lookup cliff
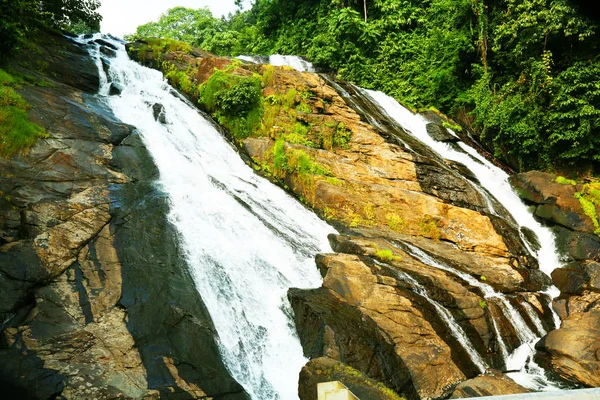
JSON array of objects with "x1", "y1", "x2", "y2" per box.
[
  {"x1": 0, "y1": 32, "x2": 248, "y2": 399},
  {"x1": 127, "y1": 39, "x2": 568, "y2": 400}
]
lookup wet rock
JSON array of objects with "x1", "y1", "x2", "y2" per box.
[
  {"x1": 450, "y1": 370, "x2": 532, "y2": 398},
  {"x1": 510, "y1": 171, "x2": 595, "y2": 234},
  {"x1": 536, "y1": 310, "x2": 600, "y2": 387},
  {"x1": 0, "y1": 30, "x2": 249, "y2": 399},
  {"x1": 299, "y1": 357, "x2": 403, "y2": 400},
  {"x1": 153, "y1": 103, "x2": 167, "y2": 124},
  {"x1": 426, "y1": 122, "x2": 459, "y2": 142},
  {"x1": 93, "y1": 38, "x2": 118, "y2": 50},
  {"x1": 290, "y1": 252, "x2": 467, "y2": 400},
  {"x1": 553, "y1": 226, "x2": 600, "y2": 262},
  {"x1": 552, "y1": 260, "x2": 600, "y2": 295},
  {"x1": 100, "y1": 45, "x2": 117, "y2": 58},
  {"x1": 109, "y1": 82, "x2": 123, "y2": 96}
]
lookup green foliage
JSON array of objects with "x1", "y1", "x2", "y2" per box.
[
  {"x1": 0, "y1": 69, "x2": 46, "y2": 157},
  {"x1": 556, "y1": 176, "x2": 576, "y2": 185},
  {"x1": 272, "y1": 137, "x2": 289, "y2": 174},
  {"x1": 575, "y1": 181, "x2": 600, "y2": 235},
  {"x1": 374, "y1": 249, "x2": 401, "y2": 263},
  {"x1": 420, "y1": 215, "x2": 441, "y2": 240},
  {"x1": 130, "y1": 0, "x2": 600, "y2": 172},
  {"x1": 198, "y1": 67, "x2": 263, "y2": 139},
  {"x1": 1, "y1": 0, "x2": 101, "y2": 58},
  {"x1": 479, "y1": 300, "x2": 487, "y2": 309},
  {"x1": 387, "y1": 213, "x2": 404, "y2": 232}
]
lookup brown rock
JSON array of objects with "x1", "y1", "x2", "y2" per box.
[
  {"x1": 552, "y1": 260, "x2": 600, "y2": 295},
  {"x1": 536, "y1": 310, "x2": 600, "y2": 387},
  {"x1": 450, "y1": 370, "x2": 532, "y2": 398}
]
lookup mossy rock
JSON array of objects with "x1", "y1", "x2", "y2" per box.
[{"x1": 299, "y1": 357, "x2": 405, "y2": 400}]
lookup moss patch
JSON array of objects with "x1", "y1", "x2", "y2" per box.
[
  {"x1": 0, "y1": 69, "x2": 47, "y2": 158},
  {"x1": 556, "y1": 176, "x2": 576, "y2": 185}
]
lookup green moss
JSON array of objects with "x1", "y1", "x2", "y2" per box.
[
  {"x1": 387, "y1": 213, "x2": 404, "y2": 232},
  {"x1": 198, "y1": 68, "x2": 263, "y2": 139},
  {"x1": 287, "y1": 149, "x2": 330, "y2": 176},
  {"x1": 575, "y1": 191, "x2": 600, "y2": 235},
  {"x1": 479, "y1": 300, "x2": 487, "y2": 309},
  {"x1": 556, "y1": 176, "x2": 576, "y2": 185},
  {"x1": 375, "y1": 249, "x2": 397, "y2": 262},
  {"x1": 420, "y1": 215, "x2": 441, "y2": 240},
  {"x1": 442, "y1": 120, "x2": 462, "y2": 133},
  {"x1": 272, "y1": 137, "x2": 289, "y2": 176},
  {"x1": 0, "y1": 69, "x2": 47, "y2": 158},
  {"x1": 333, "y1": 122, "x2": 352, "y2": 148}
]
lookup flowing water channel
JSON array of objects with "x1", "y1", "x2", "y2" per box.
[
  {"x1": 83, "y1": 35, "x2": 567, "y2": 397},
  {"x1": 83, "y1": 36, "x2": 335, "y2": 400}
]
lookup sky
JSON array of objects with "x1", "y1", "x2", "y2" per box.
[{"x1": 99, "y1": 0, "x2": 239, "y2": 37}]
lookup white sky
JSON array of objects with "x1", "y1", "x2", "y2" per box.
[{"x1": 99, "y1": 0, "x2": 239, "y2": 37}]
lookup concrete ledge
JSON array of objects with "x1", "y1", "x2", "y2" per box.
[{"x1": 318, "y1": 382, "x2": 360, "y2": 400}]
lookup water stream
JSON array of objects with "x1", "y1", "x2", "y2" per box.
[
  {"x1": 83, "y1": 36, "x2": 335, "y2": 400},
  {"x1": 82, "y1": 37, "x2": 569, "y2": 396},
  {"x1": 362, "y1": 89, "x2": 564, "y2": 390}
]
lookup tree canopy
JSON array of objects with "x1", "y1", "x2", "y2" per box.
[
  {"x1": 0, "y1": 0, "x2": 102, "y2": 59},
  {"x1": 114, "y1": 1, "x2": 600, "y2": 173}
]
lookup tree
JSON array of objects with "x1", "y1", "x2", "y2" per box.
[{"x1": 132, "y1": 7, "x2": 220, "y2": 49}]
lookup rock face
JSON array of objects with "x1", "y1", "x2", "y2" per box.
[
  {"x1": 536, "y1": 311, "x2": 600, "y2": 387},
  {"x1": 126, "y1": 39, "x2": 564, "y2": 399},
  {"x1": 0, "y1": 32, "x2": 248, "y2": 399},
  {"x1": 449, "y1": 371, "x2": 531, "y2": 398},
  {"x1": 510, "y1": 171, "x2": 600, "y2": 262},
  {"x1": 511, "y1": 171, "x2": 600, "y2": 388}
]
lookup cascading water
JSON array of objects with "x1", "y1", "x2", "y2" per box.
[
  {"x1": 382, "y1": 263, "x2": 488, "y2": 373},
  {"x1": 237, "y1": 55, "x2": 315, "y2": 72},
  {"x1": 362, "y1": 89, "x2": 565, "y2": 390},
  {"x1": 82, "y1": 35, "x2": 336, "y2": 400}
]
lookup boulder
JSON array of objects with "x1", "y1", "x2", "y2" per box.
[
  {"x1": 93, "y1": 38, "x2": 118, "y2": 50},
  {"x1": 510, "y1": 171, "x2": 596, "y2": 234},
  {"x1": 109, "y1": 82, "x2": 123, "y2": 96},
  {"x1": 425, "y1": 122, "x2": 459, "y2": 142},
  {"x1": 553, "y1": 226, "x2": 600, "y2": 262},
  {"x1": 552, "y1": 260, "x2": 600, "y2": 295},
  {"x1": 299, "y1": 357, "x2": 403, "y2": 400},
  {"x1": 152, "y1": 103, "x2": 167, "y2": 124},
  {"x1": 289, "y1": 252, "x2": 469, "y2": 400},
  {"x1": 100, "y1": 45, "x2": 117, "y2": 58},
  {"x1": 450, "y1": 371, "x2": 532, "y2": 398},
  {"x1": 536, "y1": 310, "x2": 600, "y2": 387}
]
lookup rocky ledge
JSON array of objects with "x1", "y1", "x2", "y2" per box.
[
  {"x1": 127, "y1": 39, "x2": 568, "y2": 399},
  {"x1": 0, "y1": 32, "x2": 248, "y2": 399},
  {"x1": 511, "y1": 171, "x2": 600, "y2": 388}
]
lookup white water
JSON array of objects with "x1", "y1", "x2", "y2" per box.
[
  {"x1": 366, "y1": 89, "x2": 564, "y2": 390},
  {"x1": 84, "y1": 35, "x2": 335, "y2": 400},
  {"x1": 238, "y1": 55, "x2": 315, "y2": 72},
  {"x1": 389, "y1": 266, "x2": 488, "y2": 373}
]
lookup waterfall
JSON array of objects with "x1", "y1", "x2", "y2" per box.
[
  {"x1": 363, "y1": 89, "x2": 564, "y2": 390},
  {"x1": 82, "y1": 35, "x2": 336, "y2": 400},
  {"x1": 237, "y1": 55, "x2": 315, "y2": 72},
  {"x1": 384, "y1": 263, "x2": 488, "y2": 373}
]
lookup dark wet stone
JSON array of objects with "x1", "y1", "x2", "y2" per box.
[
  {"x1": 93, "y1": 38, "x2": 118, "y2": 50},
  {"x1": 426, "y1": 122, "x2": 459, "y2": 142},
  {"x1": 100, "y1": 45, "x2": 117, "y2": 58},
  {"x1": 153, "y1": 103, "x2": 167, "y2": 124},
  {"x1": 109, "y1": 82, "x2": 123, "y2": 96}
]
